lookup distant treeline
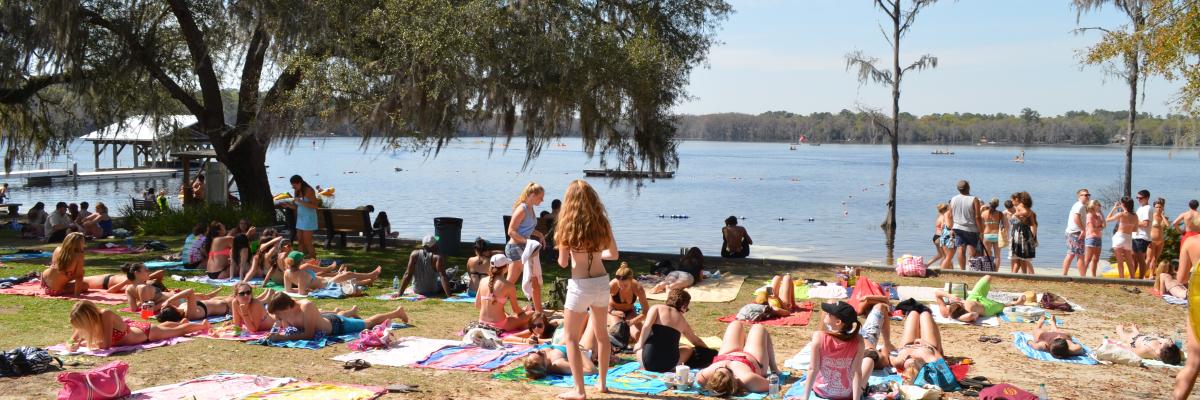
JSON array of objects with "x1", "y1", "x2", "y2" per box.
[{"x1": 673, "y1": 110, "x2": 1196, "y2": 145}]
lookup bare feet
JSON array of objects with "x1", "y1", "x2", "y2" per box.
[
  {"x1": 556, "y1": 390, "x2": 586, "y2": 399},
  {"x1": 389, "y1": 305, "x2": 409, "y2": 324},
  {"x1": 595, "y1": 383, "x2": 608, "y2": 393},
  {"x1": 369, "y1": 266, "x2": 382, "y2": 278}
]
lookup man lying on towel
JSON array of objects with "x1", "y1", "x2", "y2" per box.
[
  {"x1": 264, "y1": 293, "x2": 408, "y2": 341},
  {"x1": 933, "y1": 275, "x2": 1003, "y2": 323}
]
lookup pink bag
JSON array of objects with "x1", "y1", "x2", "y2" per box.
[
  {"x1": 57, "y1": 361, "x2": 129, "y2": 400},
  {"x1": 347, "y1": 319, "x2": 391, "y2": 351},
  {"x1": 895, "y1": 255, "x2": 927, "y2": 277}
]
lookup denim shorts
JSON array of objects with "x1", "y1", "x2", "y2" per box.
[
  {"x1": 504, "y1": 242, "x2": 525, "y2": 261},
  {"x1": 1084, "y1": 237, "x2": 1101, "y2": 248}
]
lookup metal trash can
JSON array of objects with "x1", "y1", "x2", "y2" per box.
[{"x1": 433, "y1": 217, "x2": 464, "y2": 256}]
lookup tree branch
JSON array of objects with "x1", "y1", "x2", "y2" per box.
[
  {"x1": 236, "y1": 26, "x2": 270, "y2": 128},
  {"x1": 1073, "y1": 26, "x2": 1113, "y2": 34},
  {"x1": 166, "y1": 0, "x2": 224, "y2": 123},
  {"x1": 874, "y1": 0, "x2": 897, "y2": 21},
  {"x1": 0, "y1": 74, "x2": 68, "y2": 105},
  {"x1": 79, "y1": 8, "x2": 204, "y2": 117}
]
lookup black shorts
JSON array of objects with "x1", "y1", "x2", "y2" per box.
[
  {"x1": 953, "y1": 229, "x2": 980, "y2": 248},
  {"x1": 1132, "y1": 238, "x2": 1150, "y2": 254}
]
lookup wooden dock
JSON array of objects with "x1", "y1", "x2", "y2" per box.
[
  {"x1": 583, "y1": 169, "x2": 675, "y2": 179},
  {"x1": 3, "y1": 167, "x2": 181, "y2": 184}
]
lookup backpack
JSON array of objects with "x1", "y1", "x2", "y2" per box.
[
  {"x1": 651, "y1": 260, "x2": 674, "y2": 276},
  {"x1": 545, "y1": 278, "x2": 568, "y2": 310},
  {"x1": 0, "y1": 347, "x2": 62, "y2": 377},
  {"x1": 1039, "y1": 291, "x2": 1074, "y2": 312}
]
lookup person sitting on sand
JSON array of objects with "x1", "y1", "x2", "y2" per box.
[
  {"x1": 80, "y1": 202, "x2": 112, "y2": 239},
  {"x1": 609, "y1": 263, "x2": 649, "y2": 328},
  {"x1": 651, "y1": 247, "x2": 705, "y2": 294},
  {"x1": 398, "y1": 235, "x2": 452, "y2": 298},
  {"x1": 474, "y1": 254, "x2": 530, "y2": 333},
  {"x1": 857, "y1": 303, "x2": 894, "y2": 379},
  {"x1": 281, "y1": 253, "x2": 381, "y2": 296},
  {"x1": 264, "y1": 293, "x2": 408, "y2": 341},
  {"x1": 798, "y1": 301, "x2": 864, "y2": 400},
  {"x1": 933, "y1": 275, "x2": 1003, "y2": 323},
  {"x1": 698, "y1": 320, "x2": 781, "y2": 397},
  {"x1": 67, "y1": 300, "x2": 208, "y2": 351},
  {"x1": 1025, "y1": 315, "x2": 1084, "y2": 359},
  {"x1": 40, "y1": 232, "x2": 89, "y2": 296},
  {"x1": 1156, "y1": 261, "x2": 1189, "y2": 299},
  {"x1": 156, "y1": 288, "x2": 235, "y2": 323},
  {"x1": 123, "y1": 262, "x2": 170, "y2": 311},
  {"x1": 734, "y1": 275, "x2": 798, "y2": 323},
  {"x1": 231, "y1": 282, "x2": 276, "y2": 332},
  {"x1": 1115, "y1": 323, "x2": 1182, "y2": 365},
  {"x1": 633, "y1": 289, "x2": 711, "y2": 373},
  {"x1": 721, "y1": 216, "x2": 753, "y2": 258},
  {"x1": 467, "y1": 238, "x2": 500, "y2": 296}
]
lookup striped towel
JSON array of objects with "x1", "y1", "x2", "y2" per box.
[{"x1": 1011, "y1": 332, "x2": 1098, "y2": 365}]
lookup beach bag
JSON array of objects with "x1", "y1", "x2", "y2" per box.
[
  {"x1": 968, "y1": 243, "x2": 996, "y2": 272},
  {"x1": 895, "y1": 255, "x2": 927, "y2": 277},
  {"x1": 944, "y1": 282, "x2": 967, "y2": 299},
  {"x1": 347, "y1": 321, "x2": 391, "y2": 351},
  {"x1": 462, "y1": 328, "x2": 503, "y2": 350},
  {"x1": 979, "y1": 383, "x2": 1038, "y2": 400},
  {"x1": 1, "y1": 346, "x2": 61, "y2": 377},
  {"x1": 57, "y1": 361, "x2": 129, "y2": 400},
  {"x1": 545, "y1": 278, "x2": 567, "y2": 310},
  {"x1": 735, "y1": 304, "x2": 772, "y2": 322},
  {"x1": 913, "y1": 359, "x2": 962, "y2": 391},
  {"x1": 651, "y1": 260, "x2": 674, "y2": 276},
  {"x1": 1039, "y1": 291, "x2": 1073, "y2": 312}
]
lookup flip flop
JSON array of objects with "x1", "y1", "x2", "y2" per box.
[
  {"x1": 387, "y1": 384, "x2": 420, "y2": 393},
  {"x1": 342, "y1": 359, "x2": 370, "y2": 371}
]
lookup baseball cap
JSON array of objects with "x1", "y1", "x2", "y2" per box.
[
  {"x1": 286, "y1": 251, "x2": 304, "y2": 266},
  {"x1": 422, "y1": 234, "x2": 438, "y2": 248},
  {"x1": 820, "y1": 301, "x2": 858, "y2": 327},
  {"x1": 490, "y1": 254, "x2": 512, "y2": 267}
]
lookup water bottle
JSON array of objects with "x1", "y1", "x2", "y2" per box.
[
  {"x1": 767, "y1": 373, "x2": 780, "y2": 399},
  {"x1": 1037, "y1": 383, "x2": 1049, "y2": 400},
  {"x1": 392, "y1": 275, "x2": 400, "y2": 293}
]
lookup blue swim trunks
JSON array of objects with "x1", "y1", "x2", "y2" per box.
[{"x1": 322, "y1": 313, "x2": 366, "y2": 336}]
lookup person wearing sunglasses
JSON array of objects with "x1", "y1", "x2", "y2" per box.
[
  {"x1": 1062, "y1": 188, "x2": 1090, "y2": 276},
  {"x1": 230, "y1": 282, "x2": 276, "y2": 332}
]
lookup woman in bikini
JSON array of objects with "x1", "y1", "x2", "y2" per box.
[
  {"x1": 887, "y1": 309, "x2": 960, "y2": 391},
  {"x1": 634, "y1": 289, "x2": 711, "y2": 372},
  {"x1": 80, "y1": 202, "x2": 112, "y2": 238},
  {"x1": 204, "y1": 222, "x2": 233, "y2": 279},
  {"x1": 981, "y1": 198, "x2": 1004, "y2": 261},
  {"x1": 699, "y1": 320, "x2": 781, "y2": 397},
  {"x1": 467, "y1": 238, "x2": 499, "y2": 296},
  {"x1": 936, "y1": 203, "x2": 955, "y2": 270},
  {"x1": 1083, "y1": 200, "x2": 1106, "y2": 277},
  {"x1": 41, "y1": 233, "x2": 149, "y2": 295},
  {"x1": 123, "y1": 262, "x2": 172, "y2": 311},
  {"x1": 1108, "y1": 196, "x2": 1139, "y2": 279},
  {"x1": 503, "y1": 311, "x2": 557, "y2": 345},
  {"x1": 1010, "y1": 192, "x2": 1038, "y2": 275},
  {"x1": 1025, "y1": 315, "x2": 1084, "y2": 359},
  {"x1": 156, "y1": 288, "x2": 235, "y2": 323},
  {"x1": 475, "y1": 254, "x2": 530, "y2": 333},
  {"x1": 230, "y1": 282, "x2": 276, "y2": 332},
  {"x1": 1116, "y1": 323, "x2": 1183, "y2": 365},
  {"x1": 67, "y1": 300, "x2": 208, "y2": 351},
  {"x1": 281, "y1": 254, "x2": 381, "y2": 296},
  {"x1": 554, "y1": 179, "x2": 617, "y2": 399},
  {"x1": 1148, "y1": 198, "x2": 1171, "y2": 278},
  {"x1": 608, "y1": 262, "x2": 648, "y2": 331}
]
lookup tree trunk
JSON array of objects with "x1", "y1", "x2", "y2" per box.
[
  {"x1": 218, "y1": 135, "x2": 275, "y2": 214},
  {"x1": 1124, "y1": 54, "x2": 1138, "y2": 198},
  {"x1": 883, "y1": 1, "x2": 902, "y2": 264}
]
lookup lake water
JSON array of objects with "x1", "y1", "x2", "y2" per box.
[{"x1": 8, "y1": 138, "x2": 1200, "y2": 273}]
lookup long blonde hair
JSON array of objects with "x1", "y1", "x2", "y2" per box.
[
  {"x1": 513, "y1": 182, "x2": 544, "y2": 210},
  {"x1": 69, "y1": 300, "x2": 104, "y2": 345},
  {"x1": 553, "y1": 180, "x2": 613, "y2": 252},
  {"x1": 54, "y1": 232, "x2": 85, "y2": 273}
]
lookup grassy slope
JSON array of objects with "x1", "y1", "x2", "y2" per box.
[{"x1": 0, "y1": 230, "x2": 1189, "y2": 399}]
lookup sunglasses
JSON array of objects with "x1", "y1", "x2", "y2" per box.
[
  {"x1": 531, "y1": 323, "x2": 545, "y2": 329},
  {"x1": 236, "y1": 291, "x2": 253, "y2": 297},
  {"x1": 1080, "y1": 193, "x2": 1090, "y2": 197}
]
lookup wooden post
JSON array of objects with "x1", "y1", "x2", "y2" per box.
[
  {"x1": 93, "y1": 142, "x2": 99, "y2": 170},
  {"x1": 132, "y1": 144, "x2": 139, "y2": 169},
  {"x1": 181, "y1": 155, "x2": 192, "y2": 208}
]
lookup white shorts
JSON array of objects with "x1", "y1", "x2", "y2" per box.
[
  {"x1": 565, "y1": 275, "x2": 610, "y2": 313},
  {"x1": 664, "y1": 270, "x2": 695, "y2": 287},
  {"x1": 1112, "y1": 232, "x2": 1133, "y2": 251}
]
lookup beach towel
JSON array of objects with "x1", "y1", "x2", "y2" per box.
[
  {"x1": 202, "y1": 329, "x2": 271, "y2": 342},
  {"x1": 783, "y1": 342, "x2": 814, "y2": 372},
  {"x1": 645, "y1": 274, "x2": 746, "y2": 303},
  {"x1": 521, "y1": 239, "x2": 542, "y2": 301},
  {"x1": 373, "y1": 292, "x2": 425, "y2": 301},
  {"x1": 0, "y1": 251, "x2": 52, "y2": 261},
  {"x1": 929, "y1": 304, "x2": 1000, "y2": 326},
  {"x1": 117, "y1": 307, "x2": 231, "y2": 324},
  {"x1": 492, "y1": 362, "x2": 669, "y2": 395},
  {"x1": 988, "y1": 291, "x2": 1085, "y2": 311},
  {"x1": 332, "y1": 337, "x2": 459, "y2": 367},
  {"x1": 306, "y1": 284, "x2": 345, "y2": 299},
  {"x1": 242, "y1": 381, "x2": 386, "y2": 400},
  {"x1": 894, "y1": 286, "x2": 940, "y2": 302},
  {"x1": 848, "y1": 277, "x2": 885, "y2": 311},
  {"x1": 785, "y1": 372, "x2": 902, "y2": 400},
  {"x1": 0, "y1": 281, "x2": 126, "y2": 304},
  {"x1": 48, "y1": 337, "x2": 193, "y2": 357},
  {"x1": 1011, "y1": 332, "x2": 1098, "y2": 365},
  {"x1": 1164, "y1": 294, "x2": 1188, "y2": 306},
  {"x1": 414, "y1": 344, "x2": 536, "y2": 372},
  {"x1": 443, "y1": 292, "x2": 476, "y2": 303},
  {"x1": 88, "y1": 245, "x2": 145, "y2": 255},
  {"x1": 718, "y1": 302, "x2": 815, "y2": 326},
  {"x1": 143, "y1": 260, "x2": 188, "y2": 270},
  {"x1": 184, "y1": 276, "x2": 263, "y2": 287},
  {"x1": 128, "y1": 373, "x2": 295, "y2": 400},
  {"x1": 674, "y1": 371, "x2": 792, "y2": 399},
  {"x1": 805, "y1": 284, "x2": 848, "y2": 299},
  {"x1": 249, "y1": 333, "x2": 358, "y2": 350}
]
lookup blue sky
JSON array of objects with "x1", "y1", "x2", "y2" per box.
[{"x1": 676, "y1": 0, "x2": 1179, "y2": 117}]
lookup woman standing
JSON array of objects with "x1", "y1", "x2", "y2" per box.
[
  {"x1": 981, "y1": 198, "x2": 1004, "y2": 261},
  {"x1": 935, "y1": 203, "x2": 955, "y2": 270},
  {"x1": 1148, "y1": 198, "x2": 1170, "y2": 279},
  {"x1": 1107, "y1": 196, "x2": 1139, "y2": 279},
  {"x1": 507, "y1": 182, "x2": 545, "y2": 311},
  {"x1": 554, "y1": 179, "x2": 617, "y2": 400},
  {"x1": 1083, "y1": 200, "x2": 1106, "y2": 277},
  {"x1": 1010, "y1": 192, "x2": 1038, "y2": 275},
  {"x1": 287, "y1": 175, "x2": 318, "y2": 258}
]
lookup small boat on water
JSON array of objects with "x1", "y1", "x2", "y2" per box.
[
  {"x1": 931, "y1": 148, "x2": 954, "y2": 155},
  {"x1": 1012, "y1": 150, "x2": 1026, "y2": 163},
  {"x1": 583, "y1": 169, "x2": 675, "y2": 179}
]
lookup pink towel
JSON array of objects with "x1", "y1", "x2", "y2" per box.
[
  {"x1": 414, "y1": 344, "x2": 536, "y2": 372},
  {"x1": 717, "y1": 302, "x2": 815, "y2": 326},
  {"x1": 47, "y1": 337, "x2": 193, "y2": 356},
  {"x1": 0, "y1": 281, "x2": 126, "y2": 304},
  {"x1": 129, "y1": 373, "x2": 295, "y2": 400},
  {"x1": 201, "y1": 329, "x2": 271, "y2": 342},
  {"x1": 88, "y1": 246, "x2": 145, "y2": 255}
]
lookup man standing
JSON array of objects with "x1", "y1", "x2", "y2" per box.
[
  {"x1": 1133, "y1": 189, "x2": 1152, "y2": 279},
  {"x1": 43, "y1": 202, "x2": 74, "y2": 243},
  {"x1": 1062, "y1": 189, "x2": 1089, "y2": 276},
  {"x1": 950, "y1": 180, "x2": 983, "y2": 270}
]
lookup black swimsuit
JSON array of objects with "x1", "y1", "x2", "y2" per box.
[{"x1": 101, "y1": 274, "x2": 113, "y2": 290}]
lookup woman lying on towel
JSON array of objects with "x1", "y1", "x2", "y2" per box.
[
  {"x1": 888, "y1": 310, "x2": 959, "y2": 391},
  {"x1": 933, "y1": 275, "x2": 1004, "y2": 323},
  {"x1": 281, "y1": 252, "x2": 381, "y2": 296},
  {"x1": 475, "y1": 254, "x2": 530, "y2": 333},
  {"x1": 1115, "y1": 324, "x2": 1182, "y2": 365},
  {"x1": 504, "y1": 311, "x2": 557, "y2": 345},
  {"x1": 698, "y1": 320, "x2": 780, "y2": 397},
  {"x1": 633, "y1": 289, "x2": 712, "y2": 373},
  {"x1": 733, "y1": 275, "x2": 798, "y2": 323},
  {"x1": 264, "y1": 293, "x2": 407, "y2": 341},
  {"x1": 1025, "y1": 316, "x2": 1084, "y2": 359},
  {"x1": 67, "y1": 300, "x2": 208, "y2": 350},
  {"x1": 123, "y1": 262, "x2": 172, "y2": 311},
  {"x1": 156, "y1": 288, "x2": 255, "y2": 323},
  {"x1": 1157, "y1": 261, "x2": 1189, "y2": 299},
  {"x1": 650, "y1": 247, "x2": 705, "y2": 294},
  {"x1": 524, "y1": 316, "x2": 612, "y2": 379},
  {"x1": 41, "y1": 233, "x2": 144, "y2": 296},
  {"x1": 798, "y1": 301, "x2": 863, "y2": 400},
  {"x1": 231, "y1": 282, "x2": 276, "y2": 332}
]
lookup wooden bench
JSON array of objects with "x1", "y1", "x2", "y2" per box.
[
  {"x1": 317, "y1": 208, "x2": 386, "y2": 250},
  {"x1": 130, "y1": 198, "x2": 156, "y2": 212},
  {"x1": 0, "y1": 203, "x2": 22, "y2": 217}
]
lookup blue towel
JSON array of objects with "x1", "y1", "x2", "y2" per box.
[
  {"x1": 306, "y1": 284, "x2": 345, "y2": 299},
  {"x1": 998, "y1": 312, "x2": 1061, "y2": 325},
  {"x1": 1011, "y1": 332, "x2": 1098, "y2": 365},
  {"x1": 1164, "y1": 294, "x2": 1188, "y2": 306},
  {"x1": 249, "y1": 333, "x2": 358, "y2": 350},
  {"x1": 144, "y1": 260, "x2": 188, "y2": 270},
  {"x1": 675, "y1": 370, "x2": 790, "y2": 399},
  {"x1": 0, "y1": 251, "x2": 52, "y2": 261},
  {"x1": 185, "y1": 277, "x2": 263, "y2": 287},
  {"x1": 513, "y1": 361, "x2": 668, "y2": 395},
  {"x1": 785, "y1": 372, "x2": 898, "y2": 400},
  {"x1": 198, "y1": 314, "x2": 232, "y2": 324},
  {"x1": 443, "y1": 293, "x2": 476, "y2": 303}
]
